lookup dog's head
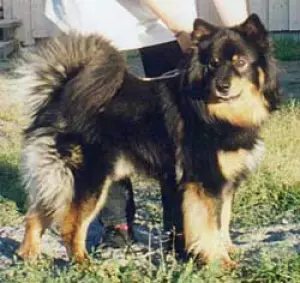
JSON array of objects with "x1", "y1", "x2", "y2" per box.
[{"x1": 183, "y1": 14, "x2": 281, "y2": 128}]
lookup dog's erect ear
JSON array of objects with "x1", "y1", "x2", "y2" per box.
[
  {"x1": 192, "y1": 18, "x2": 216, "y2": 41},
  {"x1": 236, "y1": 13, "x2": 269, "y2": 48},
  {"x1": 238, "y1": 13, "x2": 268, "y2": 38}
]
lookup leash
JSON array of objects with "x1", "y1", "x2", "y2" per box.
[{"x1": 139, "y1": 68, "x2": 181, "y2": 81}]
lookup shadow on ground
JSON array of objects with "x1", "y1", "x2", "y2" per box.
[{"x1": 0, "y1": 161, "x2": 25, "y2": 213}]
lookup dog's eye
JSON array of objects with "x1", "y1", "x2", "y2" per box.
[
  {"x1": 235, "y1": 58, "x2": 247, "y2": 68},
  {"x1": 208, "y1": 58, "x2": 220, "y2": 69}
]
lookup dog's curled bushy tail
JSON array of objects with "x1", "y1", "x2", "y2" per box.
[
  {"x1": 17, "y1": 33, "x2": 126, "y2": 216},
  {"x1": 18, "y1": 32, "x2": 126, "y2": 125}
]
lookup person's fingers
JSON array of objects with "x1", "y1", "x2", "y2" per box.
[{"x1": 175, "y1": 31, "x2": 192, "y2": 53}]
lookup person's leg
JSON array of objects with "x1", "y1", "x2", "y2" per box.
[
  {"x1": 99, "y1": 178, "x2": 135, "y2": 247},
  {"x1": 139, "y1": 40, "x2": 183, "y2": 77}
]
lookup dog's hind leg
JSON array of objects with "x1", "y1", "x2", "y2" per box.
[
  {"x1": 60, "y1": 177, "x2": 112, "y2": 263},
  {"x1": 18, "y1": 135, "x2": 75, "y2": 260},
  {"x1": 17, "y1": 211, "x2": 52, "y2": 260},
  {"x1": 181, "y1": 182, "x2": 236, "y2": 268}
]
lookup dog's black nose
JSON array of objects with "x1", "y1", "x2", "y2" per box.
[{"x1": 216, "y1": 80, "x2": 230, "y2": 94}]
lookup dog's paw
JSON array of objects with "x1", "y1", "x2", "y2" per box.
[
  {"x1": 16, "y1": 243, "x2": 41, "y2": 261},
  {"x1": 72, "y1": 249, "x2": 89, "y2": 264},
  {"x1": 224, "y1": 243, "x2": 239, "y2": 256},
  {"x1": 221, "y1": 257, "x2": 239, "y2": 270},
  {"x1": 192, "y1": 247, "x2": 239, "y2": 270}
]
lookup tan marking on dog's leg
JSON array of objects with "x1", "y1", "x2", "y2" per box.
[
  {"x1": 60, "y1": 203, "x2": 78, "y2": 260},
  {"x1": 17, "y1": 211, "x2": 52, "y2": 260},
  {"x1": 182, "y1": 182, "x2": 236, "y2": 268},
  {"x1": 60, "y1": 177, "x2": 112, "y2": 263},
  {"x1": 220, "y1": 187, "x2": 237, "y2": 255}
]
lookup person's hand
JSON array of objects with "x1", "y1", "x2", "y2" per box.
[{"x1": 175, "y1": 31, "x2": 192, "y2": 53}]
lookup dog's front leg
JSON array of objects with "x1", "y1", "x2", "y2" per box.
[
  {"x1": 181, "y1": 182, "x2": 237, "y2": 268},
  {"x1": 159, "y1": 174, "x2": 178, "y2": 232},
  {"x1": 220, "y1": 184, "x2": 238, "y2": 255},
  {"x1": 159, "y1": 174, "x2": 184, "y2": 253}
]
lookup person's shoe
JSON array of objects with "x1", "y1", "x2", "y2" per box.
[
  {"x1": 101, "y1": 223, "x2": 133, "y2": 249},
  {"x1": 98, "y1": 223, "x2": 147, "y2": 261}
]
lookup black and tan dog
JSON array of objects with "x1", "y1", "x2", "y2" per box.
[{"x1": 16, "y1": 14, "x2": 280, "y2": 267}]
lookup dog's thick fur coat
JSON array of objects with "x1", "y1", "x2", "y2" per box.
[{"x1": 17, "y1": 14, "x2": 280, "y2": 267}]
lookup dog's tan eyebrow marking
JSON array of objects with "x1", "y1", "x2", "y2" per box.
[{"x1": 232, "y1": 54, "x2": 248, "y2": 61}]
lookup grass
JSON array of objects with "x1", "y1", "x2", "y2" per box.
[
  {"x1": 2, "y1": 250, "x2": 300, "y2": 282},
  {"x1": 273, "y1": 38, "x2": 300, "y2": 61},
  {"x1": 233, "y1": 101, "x2": 300, "y2": 228},
  {"x1": 0, "y1": 81, "x2": 26, "y2": 225}
]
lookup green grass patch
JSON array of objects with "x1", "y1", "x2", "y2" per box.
[
  {"x1": 273, "y1": 38, "x2": 300, "y2": 61},
  {"x1": 233, "y1": 101, "x2": 300, "y2": 228},
  {"x1": 1, "y1": 252, "x2": 300, "y2": 282},
  {"x1": 0, "y1": 145, "x2": 25, "y2": 225}
]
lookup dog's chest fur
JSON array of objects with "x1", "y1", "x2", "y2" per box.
[
  {"x1": 217, "y1": 140, "x2": 265, "y2": 180},
  {"x1": 181, "y1": 117, "x2": 265, "y2": 190}
]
